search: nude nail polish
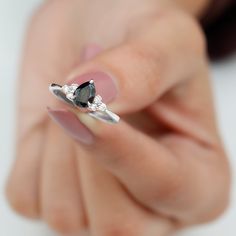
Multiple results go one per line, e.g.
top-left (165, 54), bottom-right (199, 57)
top-left (47, 108), bottom-right (94, 144)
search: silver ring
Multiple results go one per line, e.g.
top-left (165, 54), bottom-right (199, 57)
top-left (49, 80), bottom-right (120, 124)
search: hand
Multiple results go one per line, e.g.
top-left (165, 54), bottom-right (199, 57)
top-left (6, 0), bottom-right (230, 235)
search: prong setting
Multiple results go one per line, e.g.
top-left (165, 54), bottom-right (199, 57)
top-left (61, 83), bottom-right (106, 111)
top-left (88, 95), bottom-right (107, 112)
top-left (49, 80), bottom-right (120, 123)
top-left (62, 84), bottom-right (78, 101)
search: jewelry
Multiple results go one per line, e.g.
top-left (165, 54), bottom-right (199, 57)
top-left (49, 80), bottom-right (120, 124)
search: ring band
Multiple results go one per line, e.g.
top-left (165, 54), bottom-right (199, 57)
top-left (49, 80), bottom-right (120, 124)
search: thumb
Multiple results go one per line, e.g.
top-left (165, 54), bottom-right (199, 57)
top-left (63, 10), bottom-right (205, 115)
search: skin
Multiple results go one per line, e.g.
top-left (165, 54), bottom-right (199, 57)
top-left (6, 0), bottom-right (230, 235)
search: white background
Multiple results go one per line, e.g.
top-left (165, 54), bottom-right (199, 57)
top-left (0, 1), bottom-right (235, 235)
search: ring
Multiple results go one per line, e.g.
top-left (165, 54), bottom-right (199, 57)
top-left (49, 80), bottom-right (120, 124)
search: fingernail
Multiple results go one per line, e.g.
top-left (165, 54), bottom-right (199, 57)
top-left (80, 44), bottom-right (103, 61)
top-left (47, 107), bottom-right (94, 144)
top-left (68, 71), bottom-right (118, 104)
top-left (77, 112), bottom-right (100, 134)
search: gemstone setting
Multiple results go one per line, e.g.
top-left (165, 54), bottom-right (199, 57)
top-left (49, 81), bottom-right (120, 123)
top-left (88, 95), bottom-right (107, 111)
top-left (73, 81), bottom-right (96, 108)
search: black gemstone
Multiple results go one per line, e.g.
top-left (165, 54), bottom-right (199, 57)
top-left (73, 81), bottom-right (96, 108)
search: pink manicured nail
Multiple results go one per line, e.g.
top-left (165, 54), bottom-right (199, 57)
top-left (47, 108), bottom-right (94, 144)
top-left (68, 71), bottom-right (118, 104)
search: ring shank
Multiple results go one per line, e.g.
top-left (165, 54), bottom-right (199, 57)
top-left (49, 83), bottom-right (120, 124)
top-left (88, 109), bottom-right (120, 124)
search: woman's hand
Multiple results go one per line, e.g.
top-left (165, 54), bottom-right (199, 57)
top-left (6, 0), bottom-right (230, 235)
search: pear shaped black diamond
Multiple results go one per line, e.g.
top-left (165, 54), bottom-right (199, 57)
top-left (73, 81), bottom-right (96, 108)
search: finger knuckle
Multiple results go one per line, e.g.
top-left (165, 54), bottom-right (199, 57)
top-left (151, 175), bottom-right (185, 206)
top-left (44, 204), bottom-right (80, 234)
top-left (176, 12), bottom-right (207, 57)
top-left (5, 180), bottom-right (39, 218)
top-left (124, 43), bottom-right (166, 95)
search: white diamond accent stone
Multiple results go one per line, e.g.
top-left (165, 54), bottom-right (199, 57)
top-left (98, 103), bottom-right (107, 111)
top-left (62, 85), bottom-right (69, 93)
top-left (62, 84), bottom-right (78, 101)
top-left (94, 95), bottom-right (102, 104)
top-left (66, 93), bottom-right (75, 100)
top-left (88, 103), bottom-right (97, 111)
top-left (63, 84), bottom-right (77, 93)
top-left (71, 84), bottom-right (79, 90)
top-left (87, 95), bottom-right (107, 112)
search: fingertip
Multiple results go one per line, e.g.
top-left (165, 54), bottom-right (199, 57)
top-left (5, 176), bottom-right (40, 219)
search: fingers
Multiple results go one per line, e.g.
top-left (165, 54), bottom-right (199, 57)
top-left (77, 116), bottom-right (181, 209)
top-left (78, 150), bottom-right (174, 236)
top-left (41, 122), bottom-right (86, 234)
top-left (7, 0), bottom-right (83, 221)
top-left (6, 130), bottom-right (43, 218)
top-left (47, 107), bottom-right (178, 215)
top-left (76, 114), bottom-right (230, 224)
top-left (66, 9), bottom-right (206, 114)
